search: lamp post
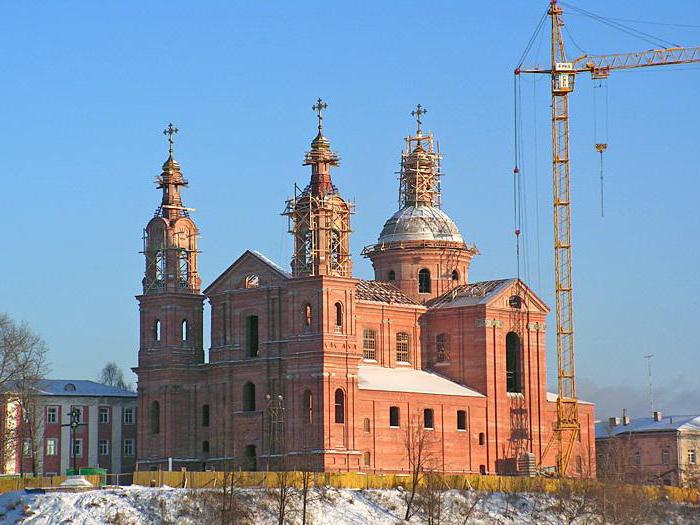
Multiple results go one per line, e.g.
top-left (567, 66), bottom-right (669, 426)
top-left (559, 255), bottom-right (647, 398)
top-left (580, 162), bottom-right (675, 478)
top-left (61, 407), bottom-right (86, 475)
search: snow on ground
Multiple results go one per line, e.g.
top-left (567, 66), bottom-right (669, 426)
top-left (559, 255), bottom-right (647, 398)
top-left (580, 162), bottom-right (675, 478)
top-left (0, 485), bottom-right (696, 524)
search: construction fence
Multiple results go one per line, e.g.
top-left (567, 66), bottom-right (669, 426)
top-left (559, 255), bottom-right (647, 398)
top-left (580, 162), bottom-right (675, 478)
top-left (132, 471), bottom-right (700, 505)
top-left (0, 475), bottom-right (103, 494)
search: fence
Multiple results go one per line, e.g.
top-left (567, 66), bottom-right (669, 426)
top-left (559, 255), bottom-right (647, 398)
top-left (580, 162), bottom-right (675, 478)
top-left (0, 475), bottom-right (102, 494)
top-left (132, 471), bottom-right (700, 505)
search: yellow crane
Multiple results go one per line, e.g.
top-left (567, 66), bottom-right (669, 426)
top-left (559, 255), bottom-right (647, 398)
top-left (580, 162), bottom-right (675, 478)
top-left (516, 0), bottom-right (700, 476)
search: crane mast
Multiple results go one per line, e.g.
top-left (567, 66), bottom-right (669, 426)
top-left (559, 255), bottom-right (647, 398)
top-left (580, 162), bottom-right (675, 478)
top-left (516, 0), bottom-right (700, 476)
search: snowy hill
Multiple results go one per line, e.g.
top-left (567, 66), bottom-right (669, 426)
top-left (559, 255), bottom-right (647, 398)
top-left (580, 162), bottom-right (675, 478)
top-left (0, 485), bottom-right (696, 524)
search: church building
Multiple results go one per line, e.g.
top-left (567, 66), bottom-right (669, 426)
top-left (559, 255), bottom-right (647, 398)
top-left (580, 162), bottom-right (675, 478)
top-left (133, 103), bottom-right (595, 476)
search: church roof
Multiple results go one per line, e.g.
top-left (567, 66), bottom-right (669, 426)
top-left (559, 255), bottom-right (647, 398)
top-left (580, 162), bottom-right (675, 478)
top-left (377, 205), bottom-right (467, 245)
top-left (355, 280), bottom-right (421, 306)
top-left (358, 366), bottom-right (484, 397)
top-left (426, 279), bottom-right (514, 309)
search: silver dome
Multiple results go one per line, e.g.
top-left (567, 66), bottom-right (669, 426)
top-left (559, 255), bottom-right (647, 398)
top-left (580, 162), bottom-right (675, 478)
top-left (377, 205), bottom-right (464, 244)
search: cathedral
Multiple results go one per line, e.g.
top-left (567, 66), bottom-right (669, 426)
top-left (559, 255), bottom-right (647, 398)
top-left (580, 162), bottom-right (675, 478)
top-left (134, 102), bottom-right (595, 476)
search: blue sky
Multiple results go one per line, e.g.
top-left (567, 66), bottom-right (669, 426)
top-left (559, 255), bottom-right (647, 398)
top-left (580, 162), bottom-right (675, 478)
top-left (2, 1), bottom-right (698, 418)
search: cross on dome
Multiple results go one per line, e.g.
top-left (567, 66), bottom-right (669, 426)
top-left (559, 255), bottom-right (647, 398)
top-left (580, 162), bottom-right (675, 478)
top-left (312, 97), bottom-right (328, 132)
top-left (163, 123), bottom-right (179, 156)
top-left (411, 104), bottom-right (427, 134)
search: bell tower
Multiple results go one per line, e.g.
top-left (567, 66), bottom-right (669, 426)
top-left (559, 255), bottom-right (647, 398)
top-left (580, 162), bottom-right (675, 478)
top-left (284, 99), bottom-right (354, 277)
top-left (137, 124), bottom-right (205, 368)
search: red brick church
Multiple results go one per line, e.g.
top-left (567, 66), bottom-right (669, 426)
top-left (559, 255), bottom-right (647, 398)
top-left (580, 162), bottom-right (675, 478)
top-left (134, 104), bottom-right (595, 476)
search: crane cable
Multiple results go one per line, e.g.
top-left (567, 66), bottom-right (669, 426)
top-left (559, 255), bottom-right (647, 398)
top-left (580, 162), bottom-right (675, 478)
top-left (593, 79), bottom-right (609, 217)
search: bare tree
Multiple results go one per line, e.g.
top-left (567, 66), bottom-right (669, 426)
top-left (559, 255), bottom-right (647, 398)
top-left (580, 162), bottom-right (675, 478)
top-left (417, 469), bottom-right (446, 525)
top-left (97, 362), bottom-right (131, 391)
top-left (403, 414), bottom-right (435, 521)
top-left (0, 313), bottom-right (49, 475)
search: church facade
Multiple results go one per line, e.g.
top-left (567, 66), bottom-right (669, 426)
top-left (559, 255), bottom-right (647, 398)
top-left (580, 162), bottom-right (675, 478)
top-left (133, 105), bottom-right (595, 476)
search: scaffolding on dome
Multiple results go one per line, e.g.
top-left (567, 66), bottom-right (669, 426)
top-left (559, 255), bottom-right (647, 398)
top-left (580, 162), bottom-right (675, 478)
top-left (283, 184), bottom-right (354, 278)
top-left (398, 131), bottom-right (442, 209)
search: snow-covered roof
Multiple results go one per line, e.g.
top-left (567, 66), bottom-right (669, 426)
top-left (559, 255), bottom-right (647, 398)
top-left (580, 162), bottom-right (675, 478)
top-left (249, 250), bottom-right (292, 278)
top-left (426, 279), bottom-right (513, 309)
top-left (358, 366), bottom-right (484, 397)
top-left (545, 392), bottom-right (594, 406)
top-left (595, 414), bottom-right (700, 439)
top-left (29, 380), bottom-right (136, 398)
top-left (355, 280), bottom-right (421, 306)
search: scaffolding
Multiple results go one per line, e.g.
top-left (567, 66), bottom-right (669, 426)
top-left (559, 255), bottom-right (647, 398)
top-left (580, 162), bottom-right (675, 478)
top-left (398, 130), bottom-right (442, 208)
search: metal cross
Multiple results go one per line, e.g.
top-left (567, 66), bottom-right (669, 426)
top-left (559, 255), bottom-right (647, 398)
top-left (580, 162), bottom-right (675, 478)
top-left (411, 104), bottom-right (427, 133)
top-left (312, 98), bottom-right (328, 132)
top-left (163, 123), bottom-right (179, 156)
top-left (61, 407), bottom-right (86, 475)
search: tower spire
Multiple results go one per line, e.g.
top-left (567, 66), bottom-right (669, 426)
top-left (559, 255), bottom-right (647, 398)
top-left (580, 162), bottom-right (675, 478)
top-left (400, 105), bottom-right (441, 207)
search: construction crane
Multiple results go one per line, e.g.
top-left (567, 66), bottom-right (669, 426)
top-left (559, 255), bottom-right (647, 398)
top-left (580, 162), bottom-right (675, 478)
top-left (515, 0), bottom-right (700, 476)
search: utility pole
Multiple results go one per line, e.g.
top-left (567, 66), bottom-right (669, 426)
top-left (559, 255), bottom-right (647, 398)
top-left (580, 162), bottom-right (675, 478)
top-left (644, 354), bottom-right (654, 415)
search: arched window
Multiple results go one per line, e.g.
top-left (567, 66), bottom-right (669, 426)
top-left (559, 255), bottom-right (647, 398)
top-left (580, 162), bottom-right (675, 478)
top-left (363, 451), bottom-right (371, 466)
top-left (388, 270), bottom-right (396, 282)
top-left (418, 269), bottom-right (431, 293)
top-left (506, 332), bottom-right (522, 393)
top-left (396, 332), bottom-right (410, 363)
top-left (363, 417), bottom-right (371, 432)
top-left (457, 410), bottom-right (467, 431)
top-left (334, 388), bottom-right (345, 424)
top-left (334, 302), bottom-right (343, 331)
top-left (246, 315), bottom-right (259, 357)
top-left (451, 270), bottom-right (459, 281)
top-left (181, 319), bottom-right (188, 342)
top-left (154, 320), bottom-right (162, 342)
top-left (244, 445), bottom-right (257, 471)
top-left (303, 390), bottom-right (313, 425)
top-left (362, 329), bottom-right (377, 360)
top-left (201, 404), bottom-right (210, 427)
top-left (436, 333), bottom-right (448, 362)
top-left (150, 401), bottom-right (160, 435)
top-left (389, 406), bottom-right (400, 427)
top-left (243, 382), bottom-right (256, 411)
top-left (479, 432), bottom-right (485, 445)
top-left (202, 440), bottom-right (210, 453)
top-left (304, 304), bottom-right (312, 331)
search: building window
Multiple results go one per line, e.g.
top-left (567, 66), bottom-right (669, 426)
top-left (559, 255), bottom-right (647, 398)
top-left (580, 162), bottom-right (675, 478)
top-left (99, 440), bottom-right (110, 456)
top-left (244, 445), bottom-right (257, 471)
top-left (662, 448), bottom-right (670, 465)
top-left (181, 319), bottom-right (188, 342)
top-left (451, 270), bottom-right (459, 281)
top-left (99, 406), bottom-right (110, 424)
top-left (123, 439), bottom-right (135, 457)
top-left (72, 438), bottom-right (83, 458)
top-left (335, 302), bottom-right (343, 332)
top-left (363, 329), bottom-right (377, 360)
top-left (150, 401), bottom-right (160, 435)
top-left (46, 406), bottom-right (58, 424)
top-left (389, 406), bottom-right (400, 428)
top-left (222, 303), bottom-right (230, 344)
top-left (244, 274), bottom-right (260, 288)
top-left (388, 270), bottom-right (396, 282)
top-left (243, 382), bottom-right (256, 412)
top-left (396, 332), bottom-right (410, 363)
top-left (304, 303), bottom-right (312, 331)
top-left (457, 410), bottom-right (467, 431)
top-left (418, 268), bottom-right (431, 293)
top-left (22, 439), bottom-right (32, 457)
top-left (364, 451), bottom-right (371, 466)
top-left (246, 315), bottom-right (259, 357)
top-left (633, 451), bottom-right (641, 466)
top-left (506, 332), bottom-right (523, 393)
top-left (46, 438), bottom-right (57, 456)
top-left (154, 319), bottom-right (162, 342)
top-left (202, 440), bottom-right (210, 453)
top-left (689, 449), bottom-right (697, 465)
top-left (479, 432), bottom-right (485, 445)
top-left (334, 389), bottom-right (345, 424)
top-left (123, 407), bottom-right (135, 425)
top-left (202, 405), bottom-right (210, 427)
top-left (303, 390), bottom-right (313, 425)
top-left (363, 418), bottom-right (371, 433)
top-left (424, 408), bottom-right (434, 429)
top-left (436, 333), bottom-right (448, 362)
